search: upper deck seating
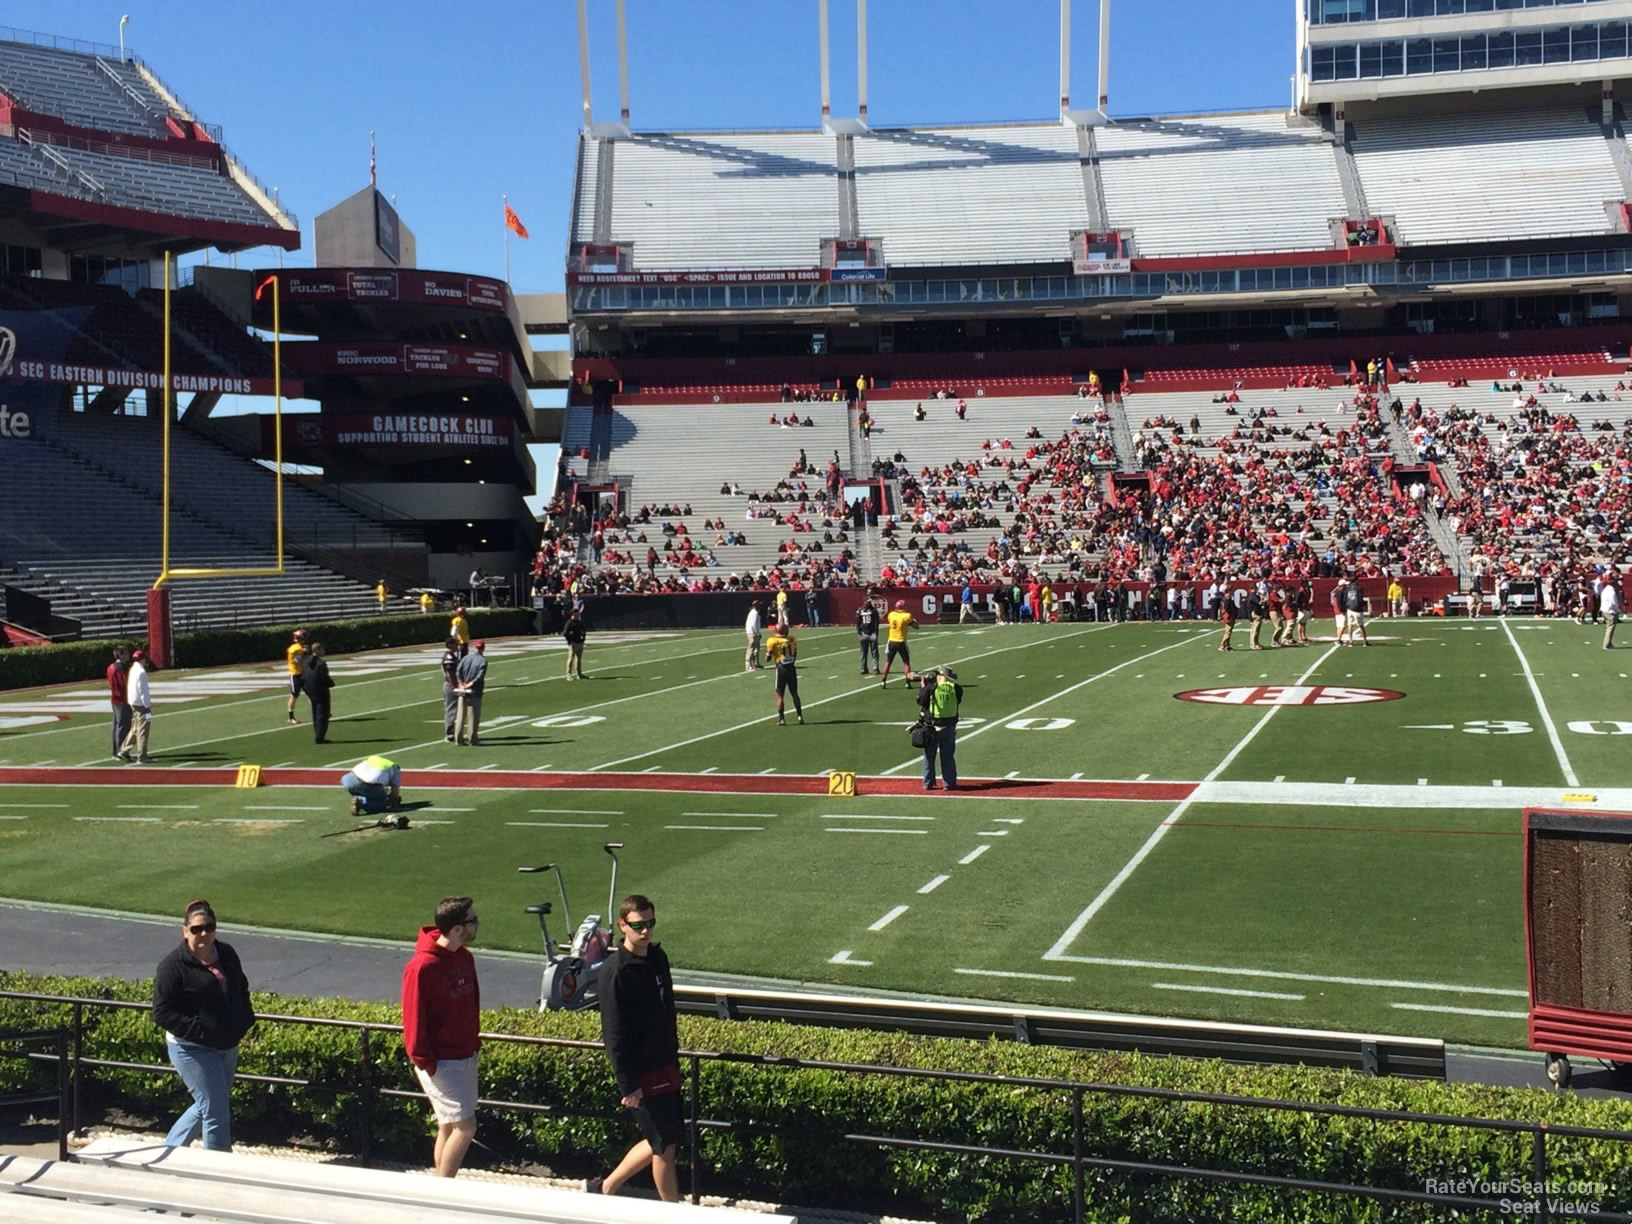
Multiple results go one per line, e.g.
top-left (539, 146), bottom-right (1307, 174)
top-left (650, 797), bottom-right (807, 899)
top-left (40, 142), bottom-right (272, 227)
top-left (1352, 108), bottom-right (1621, 246)
top-left (1097, 112), bottom-right (1348, 257)
top-left (853, 124), bottom-right (1088, 266)
top-left (0, 40), bottom-right (163, 136)
top-left (605, 132), bottom-right (839, 269)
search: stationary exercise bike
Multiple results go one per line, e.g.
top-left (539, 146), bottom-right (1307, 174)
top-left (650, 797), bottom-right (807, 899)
top-left (518, 842), bottom-right (623, 1011)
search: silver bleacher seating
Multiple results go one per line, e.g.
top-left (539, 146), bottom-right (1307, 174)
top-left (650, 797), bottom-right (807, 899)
top-left (603, 132), bottom-right (838, 269)
top-left (852, 124), bottom-right (1088, 266)
top-left (1352, 108), bottom-right (1621, 246)
top-left (0, 41), bottom-right (161, 137)
top-left (1096, 112), bottom-right (1347, 257)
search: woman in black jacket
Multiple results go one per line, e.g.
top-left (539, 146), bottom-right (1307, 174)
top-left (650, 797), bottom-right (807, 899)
top-left (152, 899), bottom-right (255, 1150)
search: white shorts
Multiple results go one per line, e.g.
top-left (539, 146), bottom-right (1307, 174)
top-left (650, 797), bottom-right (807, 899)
top-left (1345, 610), bottom-right (1366, 631)
top-left (414, 1054), bottom-right (478, 1124)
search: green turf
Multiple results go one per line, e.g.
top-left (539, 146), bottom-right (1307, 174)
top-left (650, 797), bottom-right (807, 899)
top-left (3, 617), bottom-right (1629, 1047)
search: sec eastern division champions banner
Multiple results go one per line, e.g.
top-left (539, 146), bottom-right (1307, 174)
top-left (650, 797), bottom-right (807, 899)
top-left (0, 307), bottom-right (86, 441)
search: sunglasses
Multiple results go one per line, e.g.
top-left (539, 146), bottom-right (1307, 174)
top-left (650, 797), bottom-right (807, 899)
top-left (187, 922), bottom-right (217, 935)
top-left (623, 918), bottom-right (656, 932)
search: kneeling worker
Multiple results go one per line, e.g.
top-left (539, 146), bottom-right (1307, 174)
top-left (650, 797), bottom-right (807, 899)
top-left (342, 755), bottom-right (403, 824)
top-left (764, 624), bottom-right (804, 725)
top-left (917, 666), bottom-right (964, 791)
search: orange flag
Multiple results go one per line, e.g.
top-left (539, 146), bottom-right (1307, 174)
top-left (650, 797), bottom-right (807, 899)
top-left (504, 203), bottom-right (529, 239)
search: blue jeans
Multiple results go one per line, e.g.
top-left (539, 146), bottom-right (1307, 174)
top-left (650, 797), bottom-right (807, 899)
top-left (165, 1039), bottom-right (238, 1151)
top-left (341, 767), bottom-right (397, 813)
top-left (922, 723), bottom-right (958, 789)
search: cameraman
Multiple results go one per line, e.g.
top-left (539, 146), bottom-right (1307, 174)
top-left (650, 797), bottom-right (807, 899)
top-left (916, 666), bottom-right (964, 791)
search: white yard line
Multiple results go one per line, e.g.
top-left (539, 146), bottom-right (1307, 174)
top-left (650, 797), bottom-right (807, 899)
top-left (954, 968), bottom-right (1075, 983)
top-left (530, 808), bottom-right (624, 815)
top-left (1044, 644), bottom-right (1339, 962)
top-left (75, 816), bottom-right (160, 823)
top-left (682, 811), bottom-right (779, 818)
top-left (244, 806), bottom-right (326, 812)
top-left (1391, 1002), bottom-right (1526, 1019)
top-left (214, 818), bottom-right (304, 825)
top-left (117, 804), bottom-right (199, 811)
top-left (1043, 953), bottom-right (1526, 997)
top-left (820, 813), bottom-right (935, 822)
top-left (958, 845), bottom-right (991, 864)
top-left (882, 632), bottom-right (1203, 774)
top-left (592, 626), bottom-right (1112, 773)
top-left (867, 905), bottom-right (909, 931)
top-left (664, 825), bottom-right (764, 832)
top-left (507, 821), bottom-right (609, 829)
top-left (918, 874), bottom-right (950, 894)
top-left (1152, 982), bottom-right (1304, 1001)
top-left (1500, 617), bottom-right (1579, 787)
top-left (825, 827), bottom-right (927, 835)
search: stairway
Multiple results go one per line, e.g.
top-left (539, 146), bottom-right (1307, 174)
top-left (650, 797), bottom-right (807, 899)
top-left (1104, 394), bottom-right (1137, 467)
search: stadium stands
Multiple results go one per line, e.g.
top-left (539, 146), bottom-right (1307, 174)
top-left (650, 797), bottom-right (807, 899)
top-left (601, 132), bottom-right (840, 268)
top-left (853, 124), bottom-right (1088, 266)
top-left (0, 422), bottom-right (388, 634)
top-left (10, 1137), bottom-right (793, 1223)
top-left (582, 401), bottom-right (854, 587)
top-left (1398, 374), bottom-right (1632, 584)
top-left (0, 40), bottom-right (163, 137)
top-left (1351, 108), bottom-right (1623, 246)
top-left (572, 135), bottom-right (599, 244)
top-left (33, 140), bottom-right (274, 228)
top-left (1096, 112), bottom-right (1349, 256)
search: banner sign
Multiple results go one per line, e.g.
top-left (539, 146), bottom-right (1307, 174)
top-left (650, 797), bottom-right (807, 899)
top-left (566, 267), bottom-right (887, 286)
top-left (282, 342), bottom-right (509, 381)
top-left (831, 266), bottom-right (888, 282)
top-left (268, 268), bottom-right (509, 312)
top-left (272, 412), bottom-right (515, 450)
top-left (1073, 257), bottom-right (1132, 275)
top-left (0, 308), bottom-right (294, 428)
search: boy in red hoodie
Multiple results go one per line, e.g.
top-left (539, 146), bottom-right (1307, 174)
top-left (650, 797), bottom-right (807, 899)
top-left (401, 896), bottom-right (481, 1177)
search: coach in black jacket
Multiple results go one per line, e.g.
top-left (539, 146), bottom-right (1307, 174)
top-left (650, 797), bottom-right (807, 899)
top-left (152, 899), bottom-right (255, 1150)
top-left (589, 893), bottom-right (681, 1201)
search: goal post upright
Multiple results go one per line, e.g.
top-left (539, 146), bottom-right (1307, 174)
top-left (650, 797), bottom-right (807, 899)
top-left (146, 255), bottom-right (288, 667)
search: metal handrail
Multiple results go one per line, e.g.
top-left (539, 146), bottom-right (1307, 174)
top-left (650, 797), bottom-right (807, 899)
top-left (2, 989), bottom-right (1628, 1221)
top-left (0, 1026), bottom-right (70, 1161)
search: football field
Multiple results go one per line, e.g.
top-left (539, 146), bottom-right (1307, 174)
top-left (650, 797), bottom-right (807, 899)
top-left (2, 616), bottom-right (1629, 1048)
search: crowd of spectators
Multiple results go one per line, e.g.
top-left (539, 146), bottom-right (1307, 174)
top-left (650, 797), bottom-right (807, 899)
top-left (1418, 382), bottom-right (1632, 590)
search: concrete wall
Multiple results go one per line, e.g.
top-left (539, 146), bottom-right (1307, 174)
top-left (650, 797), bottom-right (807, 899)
top-left (341, 480), bottom-right (532, 524)
top-left (314, 185), bottom-right (418, 269)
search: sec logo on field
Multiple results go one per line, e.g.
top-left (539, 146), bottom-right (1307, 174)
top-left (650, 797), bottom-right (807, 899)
top-left (1174, 685), bottom-right (1406, 707)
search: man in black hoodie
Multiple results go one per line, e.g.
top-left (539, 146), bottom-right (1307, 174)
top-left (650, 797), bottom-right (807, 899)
top-left (588, 894), bottom-right (681, 1201)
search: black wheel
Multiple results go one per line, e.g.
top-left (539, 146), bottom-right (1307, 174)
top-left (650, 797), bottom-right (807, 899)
top-left (1545, 1052), bottom-right (1572, 1090)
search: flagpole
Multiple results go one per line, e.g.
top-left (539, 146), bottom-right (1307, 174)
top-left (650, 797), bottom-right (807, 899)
top-left (503, 193), bottom-right (511, 282)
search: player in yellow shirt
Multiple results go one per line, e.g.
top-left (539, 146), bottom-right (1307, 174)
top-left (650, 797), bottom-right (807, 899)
top-left (285, 628), bottom-right (309, 725)
top-left (764, 628), bottom-right (804, 725)
top-left (880, 601), bottom-right (916, 688)
top-left (449, 605), bottom-right (471, 657)
top-left (1386, 578), bottom-right (1405, 618)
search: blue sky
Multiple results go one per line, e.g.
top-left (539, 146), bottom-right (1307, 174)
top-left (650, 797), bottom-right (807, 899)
top-left (8, 1), bottom-right (1298, 501)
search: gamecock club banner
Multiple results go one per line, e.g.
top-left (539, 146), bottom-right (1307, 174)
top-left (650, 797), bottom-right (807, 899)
top-left (268, 412), bottom-right (515, 451)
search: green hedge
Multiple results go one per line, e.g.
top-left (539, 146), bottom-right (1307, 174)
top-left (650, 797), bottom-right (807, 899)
top-left (3, 972), bottom-right (1630, 1222)
top-left (0, 610), bottom-right (534, 691)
